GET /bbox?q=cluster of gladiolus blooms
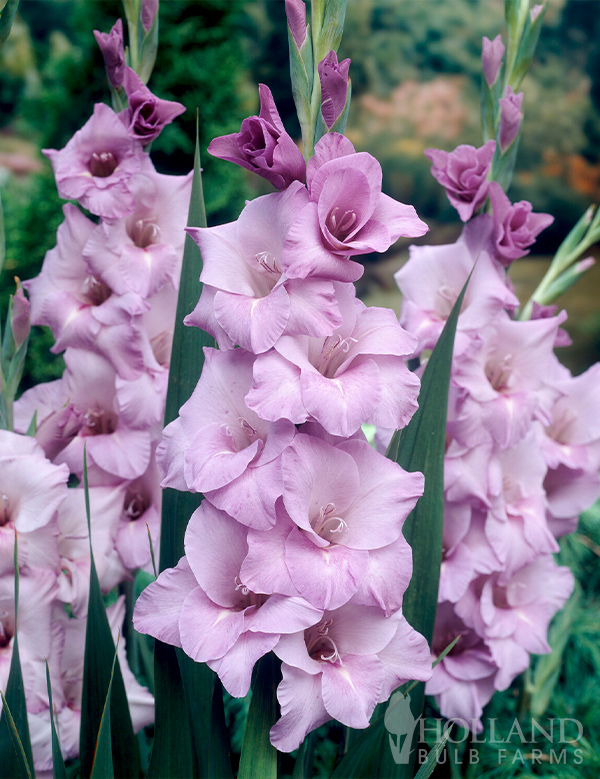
[383,91,599,727]
[0,20,190,770]
[134,83,435,752]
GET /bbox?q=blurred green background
[2,0,600,383]
[3,4,600,778]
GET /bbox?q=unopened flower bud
[208,84,305,190]
[11,286,30,350]
[481,34,505,88]
[285,0,307,49]
[141,0,159,33]
[498,85,523,151]
[318,51,351,129]
[531,4,544,22]
[93,19,125,89]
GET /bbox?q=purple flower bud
[576,256,596,274]
[208,84,306,190]
[531,4,544,22]
[424,141,496,222]
[93,19,125,89]
[121,67,185,144]
[285,0,307,49]
[318,51,351,129]
[141,0,159,33]
[11,287,30,349]
[498,85,523,151]
[489,181,554,265]
[481,34,504,88]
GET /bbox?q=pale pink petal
[133,556,196,646]
[321,654,383,728]
[270,665,329,752]
[208,632,279,697]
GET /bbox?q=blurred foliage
[0,0,252,388]
[245,0,600,252]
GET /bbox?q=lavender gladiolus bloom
[43,103,143,219]
[282,134,428,282]
[246,285,421,438]
[240,433,423,611]
[285,0,307,48]
[488,182,554,265]
[24,205,154,380]
[271,606,432,751]
[93,19,125,89]
[134,504,323,698]
[120,68,186,144]
[498,85,523,151]
[318,51,351,129]
[208,84,305,190]
[395,215,519,357]
[84,161,192,300]
[157,347,295,529]
[186,182,342,354]
[481,34,504,88]
[427,603,498,730]
[425,141,496,222]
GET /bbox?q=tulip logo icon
[384,691,419,765]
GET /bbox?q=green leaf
[45,662,67,779]
[0,191,4,276]
[0,691,32,779]
[25,411,36,437]
[150,121,231,779]
[160,116,213,575]
[147,642,193,779]
[330,717,389,779]
[238,653,281,779]
[332,275,471,779]
[315,0,348,62]
[391,274,470,644]
[288,26,312,142]
[79,449,139,779]
[138,10,159,84]
[413,728,452,779]
[511,3,548,90]
[0,535,34,779]
[177,658,233,779]
[530,586,580,719]
[386,274,470,778]
[292,735,311,779]
[90,648,118,779]
[0,0,19,50]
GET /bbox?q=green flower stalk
[521,205,600,320]
[286,0,348,160]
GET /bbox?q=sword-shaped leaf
[238,653,281,779]
[45,661,67,779]
[0,0,19,50]
[0,535,34,779]
[150,119,230,779]
[79,448,139,779]
[330,275,471,779]
[90,647,118,779]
